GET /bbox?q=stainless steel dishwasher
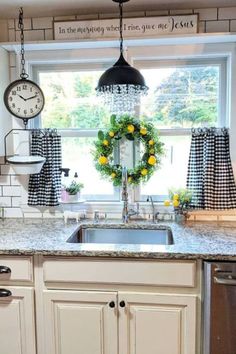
[204,262,236,354]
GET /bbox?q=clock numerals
[12,91,16,96]
[22,84,27,90]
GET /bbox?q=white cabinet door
[118,292,197,354]
[43,290,118,354]
[0,286,36,354]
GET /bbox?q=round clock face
[4,79,45,120]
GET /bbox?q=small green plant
[65,180,84,195]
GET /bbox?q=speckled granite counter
[0,218,236,260]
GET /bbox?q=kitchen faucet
[121,167,139,223]
[147,195,159,223]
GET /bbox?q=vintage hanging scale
[4,8,45,127]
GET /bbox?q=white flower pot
[66,193,80,203]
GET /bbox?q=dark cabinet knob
[109,301,115,308]
[119,300,126,308]
[0,266,11,274]
[0,289,12,297]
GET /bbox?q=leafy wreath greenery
[93,115,164,186]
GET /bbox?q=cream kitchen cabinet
[43,289,197,354]
[43,290,118,354]
[0,287,36,354]
[118,292,197,354]
[0,257,36,354]
[41,255,198,354]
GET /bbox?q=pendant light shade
[96,0,148,115]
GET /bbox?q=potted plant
[64,180,84,202]
[164,188,192,223]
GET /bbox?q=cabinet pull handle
[0,266,11,274]
[0,289,12,297]
[109,301,115,308]
[119,300,126,308]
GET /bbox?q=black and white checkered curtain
[186,128,236,209]
[28,129,62,206]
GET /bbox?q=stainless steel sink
[67,226,174,245]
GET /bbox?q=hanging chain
[119,2,124,54]
[18,7,28,79]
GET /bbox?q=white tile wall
[5,6,236,43]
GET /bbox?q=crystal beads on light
[97,84,148,115]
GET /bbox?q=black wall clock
[4,8,45,127]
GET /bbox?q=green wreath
[93,115,164,186]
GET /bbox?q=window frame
[133,57,228,202]
[33,62,121,201]
[29,44,230,205]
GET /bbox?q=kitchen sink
[67,226,174,245]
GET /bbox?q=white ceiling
[0,0,235,19]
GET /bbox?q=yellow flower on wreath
[149,148,155,154]
[148,156,156,166]
[111,172,116,179]
[148,139,155,146]
[103,139,109,146]
[127,124,135,133]
[128,176,132,183]
[140,127,147,135]
[109,131,115,138]
[141,168,148,176]
[98,156,108,165]
[173,193,179,201]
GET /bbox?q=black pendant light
[96,0,148,115]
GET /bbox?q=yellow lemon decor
[141,168,148,176]
[173,200,180,207]
[148,156,157,166]
[94,115,164,186]
[98,156,108,165]
[140,127,147,135]
[109,131,115,138]
[127,124,135,133]
[167,188,192,220]
[103,139,109,146]
[164,200,171,207]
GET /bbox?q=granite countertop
[0,218,236,260]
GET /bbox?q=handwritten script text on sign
[54,15,198,40]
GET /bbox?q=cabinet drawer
[43,258,196,288]
[0,256,33,284]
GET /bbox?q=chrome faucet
[121,167,129,223]
[147,195,159,223]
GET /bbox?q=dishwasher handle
[214,276,236,286]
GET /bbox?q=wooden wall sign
[54,15,198,41]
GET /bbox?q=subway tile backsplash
[5,6,236,42]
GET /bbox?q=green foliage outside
[41,67,219,131]
[142,66,219,128]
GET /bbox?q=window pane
[140,135,191,200]
[39,71,110,129]
[62,137,118,201]
[140,65,220,129]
